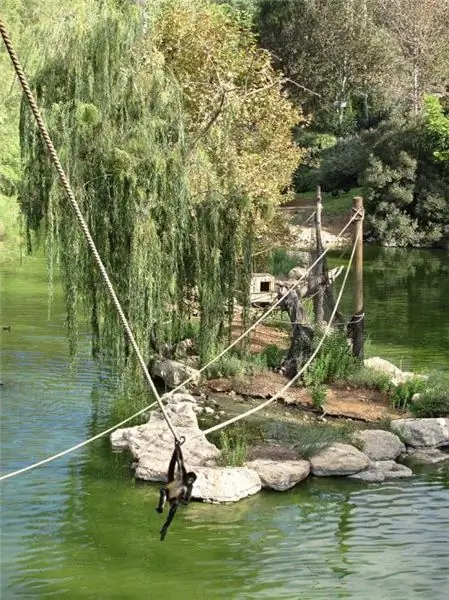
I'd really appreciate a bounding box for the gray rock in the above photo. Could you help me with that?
[288,266,307,280]
[310,443,371,476]
[286,250,310,267]
[151,358,201,389]
[354,429,405,461]
[192,467,262,503]
[364,357,402,380]
[406,447,449,464]
[391,418,449,448]
[246,459,310,491]
[363,357,425,386]
[111,397,220,480]
[204,407,214,415]
[350,460,413,482]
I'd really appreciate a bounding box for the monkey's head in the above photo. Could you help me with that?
[186,471,197,485]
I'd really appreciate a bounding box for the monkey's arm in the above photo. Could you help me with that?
[167,446,179,482]
[159,501,178,541]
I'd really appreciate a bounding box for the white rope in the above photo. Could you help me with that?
[0,214,357,482]
[193,228,360,439]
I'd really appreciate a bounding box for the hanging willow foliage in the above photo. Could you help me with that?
[19,2,255,372]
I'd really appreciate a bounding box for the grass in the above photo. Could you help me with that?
[347,367,393,393]
[205,343,287,379]
[294,187,362,218]
[291,421,359,459]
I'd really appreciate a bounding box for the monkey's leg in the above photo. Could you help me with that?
[159,502,178,541]
[156,488,167,514]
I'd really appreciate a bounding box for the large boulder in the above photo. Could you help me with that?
[350,460,413,483]
[354,429,405,461]
[150,358,201,389]
[111,394,220,481]
[193,467,261,503]
[246,459,310,491]
[406,448,449,464]
[310,443,370,476]
[288,266,308,280]
[391,418,449,448]
[363,357,425,386]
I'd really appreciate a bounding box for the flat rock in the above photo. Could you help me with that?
[391,418,449,448]
[246,459,310,491]
[350,460,413,482]
[150,358,200,389]
[354,429,405,461]
[192,467,262,503]
[406,447,449,464]
[310,443,370,476]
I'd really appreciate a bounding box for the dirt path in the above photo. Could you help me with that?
[207,371,399,422]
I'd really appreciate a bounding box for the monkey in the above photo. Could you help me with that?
[156,438,197,541]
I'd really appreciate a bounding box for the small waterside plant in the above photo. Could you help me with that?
[304,329,358,387]
[409,372,449,417]
[390,377,426,411]
[217,425,248,466]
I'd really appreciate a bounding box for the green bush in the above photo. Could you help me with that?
[347,366,393,393]
[217,425,248,466]
[410,372,449,417]
[310,384,327,409]
[266,247,298,277]
[304,329,358,386]
[390,377,426,411]
[319,135,368,193]
[260,344,286,370]
[205,353,246,379]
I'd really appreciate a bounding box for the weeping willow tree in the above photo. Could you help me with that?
[19,0,300,375]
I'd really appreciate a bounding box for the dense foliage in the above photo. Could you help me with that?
[11,0,301,369]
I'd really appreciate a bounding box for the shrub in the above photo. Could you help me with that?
[347,367,393,393]
[310,384,327,409]
[319,135,368,193]
[410,372,449,417]
[205,353,245,379]
[390,377,426,411]
[217,425,248,466]
[304,329,358,386]
[267,247,298,277]
[260,344,286,370]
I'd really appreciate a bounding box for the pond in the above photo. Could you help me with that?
[1,249,449,599]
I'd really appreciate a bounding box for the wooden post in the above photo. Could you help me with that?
[348,196,364,359]
[314,186,324,323]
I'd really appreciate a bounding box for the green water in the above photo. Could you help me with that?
[1,250,449,600]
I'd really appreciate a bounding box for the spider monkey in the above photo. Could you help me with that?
[156,438,197,541]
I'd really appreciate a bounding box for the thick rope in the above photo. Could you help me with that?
[0,20,180,443]
[0,213,356,482]
[193,228,360,439]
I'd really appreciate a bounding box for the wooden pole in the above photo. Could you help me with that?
[314,186,324,322]
[348,196,364,359]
